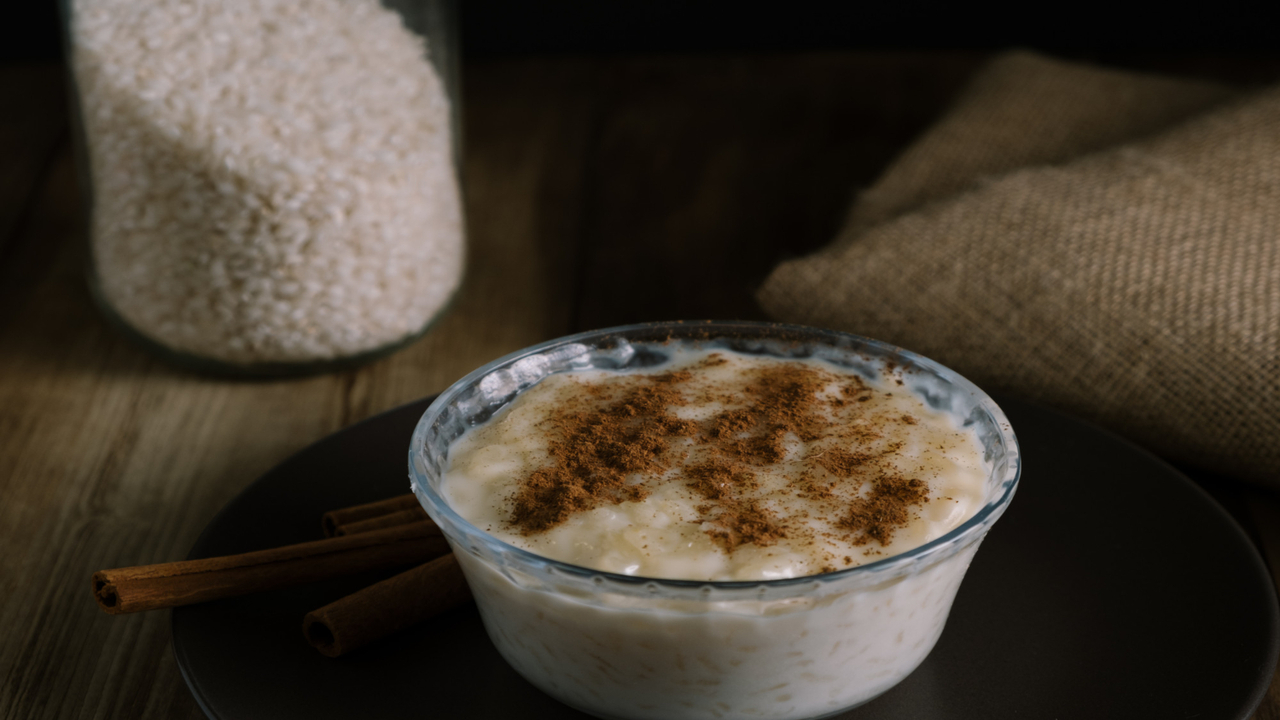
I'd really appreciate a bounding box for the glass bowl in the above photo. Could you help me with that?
[409,321,1020,720]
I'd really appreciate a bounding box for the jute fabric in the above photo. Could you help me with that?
[758,51,1280,482]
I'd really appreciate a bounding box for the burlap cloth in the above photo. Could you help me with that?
[758,51,1280,483]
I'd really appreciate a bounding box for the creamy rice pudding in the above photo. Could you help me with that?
[441,349,986,581]
[410,325,1019,720]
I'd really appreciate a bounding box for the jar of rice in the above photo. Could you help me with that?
[61,0,463,374]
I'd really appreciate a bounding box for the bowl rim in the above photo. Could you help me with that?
[409,320,1021,591]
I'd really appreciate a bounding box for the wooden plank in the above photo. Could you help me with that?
[0,63,66,261]
[5,49,1279,719]
[0,57,598,719]
[571,51,986,330]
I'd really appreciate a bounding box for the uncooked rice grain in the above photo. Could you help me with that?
[71,0,463,364]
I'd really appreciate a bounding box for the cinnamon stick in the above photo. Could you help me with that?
[92,521,448,615]
[333,507,431,537]
[321,493,423,537]
[303,553,472,657]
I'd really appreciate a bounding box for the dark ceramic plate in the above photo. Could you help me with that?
[173,394,1278,720]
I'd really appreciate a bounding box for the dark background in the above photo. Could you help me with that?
[4,0,1277,63]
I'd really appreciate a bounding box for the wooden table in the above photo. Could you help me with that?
[1,52,1278,719]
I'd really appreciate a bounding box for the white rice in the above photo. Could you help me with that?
[71,0,463,364]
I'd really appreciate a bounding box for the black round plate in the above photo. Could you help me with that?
[173,394,1279,720]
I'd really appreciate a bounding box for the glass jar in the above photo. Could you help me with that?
[59,0,463,375]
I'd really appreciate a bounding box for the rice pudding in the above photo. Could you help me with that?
[410,324,1019,720]
[441,349,986,581]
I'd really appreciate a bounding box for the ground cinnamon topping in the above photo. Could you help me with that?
[508,379,689,533]
[505,354,936,558]
[813,448,874,477]
[839,474,931,546]
[704,500,786,553]
[685,460,756,501]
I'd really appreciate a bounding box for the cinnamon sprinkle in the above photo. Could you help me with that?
[839,474,931,546]
[703,500,786,553]
[504,357,935,558]
[508,380,691,533]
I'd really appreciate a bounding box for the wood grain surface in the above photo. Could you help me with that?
[0,53,1277,719]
